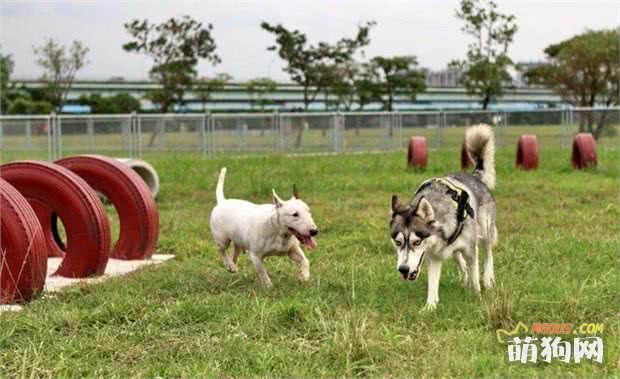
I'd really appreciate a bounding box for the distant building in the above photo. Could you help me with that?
[13,79,562,112]
[108,76,126,83]
[426,68,463,87]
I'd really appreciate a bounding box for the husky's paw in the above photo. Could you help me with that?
[471,284,481,294]
[226,263,238,273]
[461,272,470,287]
[467,278,481,293]
[262,281,273,289]
[298,270,310,282]
[259,277,273,288]
[420,303,437,313]
[483,275,495,289]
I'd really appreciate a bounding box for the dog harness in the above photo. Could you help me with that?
[415,177,474,245]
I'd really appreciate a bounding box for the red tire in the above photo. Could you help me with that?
[407,137,428,168]
[572,133,597,169]
[56,155,159,260]
[0,179,47,303]
[461,141,473,170]
[1,161,110,278]
[516,134,539,170]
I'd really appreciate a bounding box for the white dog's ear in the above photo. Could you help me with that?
[272,189,283,208]
[415,197,434,222]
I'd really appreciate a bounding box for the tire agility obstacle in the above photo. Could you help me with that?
[516,135,539,170]
[115,158,160,199]
[572,133,597,169]
[407,137,428,168]
[57,155,159,260]
[1,161,111,278]
[0,179,48,304]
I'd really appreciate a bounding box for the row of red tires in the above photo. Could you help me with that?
[407,133,598,170]
[1,155,159,304]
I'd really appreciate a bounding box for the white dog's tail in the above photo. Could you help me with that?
[464,124,496,190]
[216,167,227,204]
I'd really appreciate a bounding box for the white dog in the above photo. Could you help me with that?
[209,168,319,287]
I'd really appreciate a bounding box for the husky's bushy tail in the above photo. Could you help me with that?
[215,167,227,204]
[464,124,496,190]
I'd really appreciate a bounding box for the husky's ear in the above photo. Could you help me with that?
[272,189,283,208]
[292,184,299,199]
[415,197,435,222]
[391,194,402,214]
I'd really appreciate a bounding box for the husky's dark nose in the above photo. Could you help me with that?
[310,229,319,237]
[398,265,410,275]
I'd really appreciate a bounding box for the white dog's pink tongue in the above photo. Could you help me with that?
[304,237,317,250]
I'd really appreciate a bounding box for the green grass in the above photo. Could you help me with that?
[0,144,618,377]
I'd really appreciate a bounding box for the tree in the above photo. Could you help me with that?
[316,63,341,110]
[34,39,89,112]
[450,0,518,109]
[7,97,54,115]
[0,48,14,113]
[370,56,427,111]
[329,63,358,111]
[245,77,277,111]
[261,21,374,110]
[526,28,619,138]
[78,94,112,113]
[110,93,142,113]
[195,73,232,111]
[123,16,220,112]
[78,93,141,113]
[353,62,380,110]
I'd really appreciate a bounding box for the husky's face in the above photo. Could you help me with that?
[273,189,319,250]
[390,195,442,281]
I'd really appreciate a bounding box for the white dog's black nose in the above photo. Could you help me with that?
[398,265,409,275]
[310,229,319,237]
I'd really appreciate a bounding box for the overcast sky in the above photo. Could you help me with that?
[1,0,618,81]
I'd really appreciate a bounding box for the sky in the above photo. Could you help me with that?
[1,0,618,82]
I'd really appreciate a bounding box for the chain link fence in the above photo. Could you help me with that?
[343,112,400,152]
[1,108,617,161]
[138,114,206,153]
[56,114,134,157]
[210,113,278,154]
[0,115,53,160]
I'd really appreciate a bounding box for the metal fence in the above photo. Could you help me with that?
[0,108,617,161]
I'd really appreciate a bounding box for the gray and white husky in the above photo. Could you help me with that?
[390,124,497,311]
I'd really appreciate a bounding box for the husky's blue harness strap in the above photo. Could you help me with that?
[415,177,474,245]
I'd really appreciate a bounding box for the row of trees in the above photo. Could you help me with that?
[260,21,427,112]
[1,0,618,136]
[1,39,89,114]
[115,0,513,113]
[117,0,619,116]
[526,29,619,138]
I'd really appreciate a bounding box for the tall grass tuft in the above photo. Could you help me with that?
[484,285,515,331]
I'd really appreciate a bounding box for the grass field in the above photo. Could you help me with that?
[0,142,618,377]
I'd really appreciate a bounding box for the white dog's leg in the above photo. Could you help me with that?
[215,238,237,273]
[230,243,243,271]
[465,243,481,293]
[249,252,272,287]
[453,251,468,287]
[219,247,237,273]
[482,239,495,289]
[421,256,443,312]
[288,246,310,282]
